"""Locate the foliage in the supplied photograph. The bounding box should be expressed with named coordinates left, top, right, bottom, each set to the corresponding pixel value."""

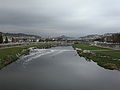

left=74, top=43, right=120, bottom=70
left=94, top=33, right=120, bottom=43
left=112, top=33, right=120, bottom=43
left=0, top=43, right=54, bottom=69
left=12, top=37, right=16, bottom=43
left=78, top=51, right=120, bottom=70
left=74, top=43, right=110, bottom=50
left=0, top=34, right=3, bottom=44
left=4, top=37, right=9, bottom=43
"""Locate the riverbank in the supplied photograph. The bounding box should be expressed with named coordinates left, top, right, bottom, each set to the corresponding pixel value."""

left=74, top=43, right=120, bottom=71
left=0, top=43, right=55, bottom=69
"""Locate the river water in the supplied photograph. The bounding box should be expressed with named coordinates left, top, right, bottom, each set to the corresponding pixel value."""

left=0, top=46, right=120, bottom=90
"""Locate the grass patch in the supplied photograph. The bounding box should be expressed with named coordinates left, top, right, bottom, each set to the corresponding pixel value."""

left=0, top=43, right=55, bottom=69
left=0, top=47, right=28, bottom=69
left=74, top=43, right=111, bottom=50
left=77, top=50, right=120, bottom=71
left=94, top=51, right=120, bottom=59
left=74, top=43, right=120, bottom=71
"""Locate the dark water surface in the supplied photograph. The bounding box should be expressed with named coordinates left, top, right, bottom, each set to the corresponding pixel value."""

left=0, top=46, right=120, bottom=90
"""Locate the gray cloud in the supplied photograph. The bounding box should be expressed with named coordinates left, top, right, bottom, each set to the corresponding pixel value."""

left=0, top=0, right=120, bottom=36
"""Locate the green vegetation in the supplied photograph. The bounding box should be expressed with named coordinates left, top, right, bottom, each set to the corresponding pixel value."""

left=95, top=51, right=120, bottom=59
left=23, top=43, right=55, bottom=49
left=0, top=33, right=3, bottom=44
left=4, top=37, right=9, bottom=43
left=112, top=33, right=120, bottom=43
left=0, top=43, right=55, bottom=69
left=95, top=33, right=120, bottom=43
left=78, top=52, right=120, bottom=70
left=74, top=43, right=110, bottom=50
left=0, top=47, right=28, bottom=69
left=74, top=43, right=120, bottom=71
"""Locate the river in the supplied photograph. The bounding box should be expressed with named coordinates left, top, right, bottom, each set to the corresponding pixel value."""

left=0, top=46, right=120, bottom=90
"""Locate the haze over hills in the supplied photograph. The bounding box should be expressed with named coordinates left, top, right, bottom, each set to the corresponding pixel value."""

left=0, top=32, right=41, bottom=38
left=0, top=31, right=119, bottom=40
left=0, top=0, right=120, bottom=36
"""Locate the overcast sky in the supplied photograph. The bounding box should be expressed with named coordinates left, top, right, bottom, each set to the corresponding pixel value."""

left=0, top=0, right=120, bottom=37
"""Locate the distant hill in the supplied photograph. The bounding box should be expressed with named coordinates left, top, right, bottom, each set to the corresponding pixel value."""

left=80, top=33, right=119, bottom=39
left=58, top=35, right=70, bottom=38
left=0, top=32, right=41, bottom=38
left=80, top=34, right=103, bottom=39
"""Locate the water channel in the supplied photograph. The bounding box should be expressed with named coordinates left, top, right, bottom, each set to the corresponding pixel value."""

left=0, top=46, right=120, bottom=90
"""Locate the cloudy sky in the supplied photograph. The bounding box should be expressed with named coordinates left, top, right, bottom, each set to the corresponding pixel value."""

left=0, top=0, right=120, bottom=36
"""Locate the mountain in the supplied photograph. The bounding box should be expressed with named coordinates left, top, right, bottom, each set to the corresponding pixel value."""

left=0, top=32, right=41, bottom=38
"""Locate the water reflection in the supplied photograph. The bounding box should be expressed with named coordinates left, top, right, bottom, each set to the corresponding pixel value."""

left=0, top=46, right=120, bottom=90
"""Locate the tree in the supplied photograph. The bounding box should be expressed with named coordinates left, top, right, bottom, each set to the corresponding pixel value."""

left=94, top=37, right=105, bottom=42
left=112, top=33, right=120, bottom=43
left=4, top=37, right=9, bottom=43
left=0, top=34, right=3, bottom=44
left=12, top=37, right=16, bottom=43
left=39, top=39, right=44, bottom=42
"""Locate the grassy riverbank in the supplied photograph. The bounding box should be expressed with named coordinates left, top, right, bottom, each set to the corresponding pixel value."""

left=0, top=43, right=55, bottom=69
left=74, top=43, right=120, bottom=70
left=74, top=43, right=111, bottom=50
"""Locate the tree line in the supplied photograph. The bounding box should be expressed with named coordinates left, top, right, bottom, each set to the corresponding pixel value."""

left=0, top=33, right=3, bottom=43
left=95, top=33, right=120, bottom=43
left=0, top=33, right=9, bottom=44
